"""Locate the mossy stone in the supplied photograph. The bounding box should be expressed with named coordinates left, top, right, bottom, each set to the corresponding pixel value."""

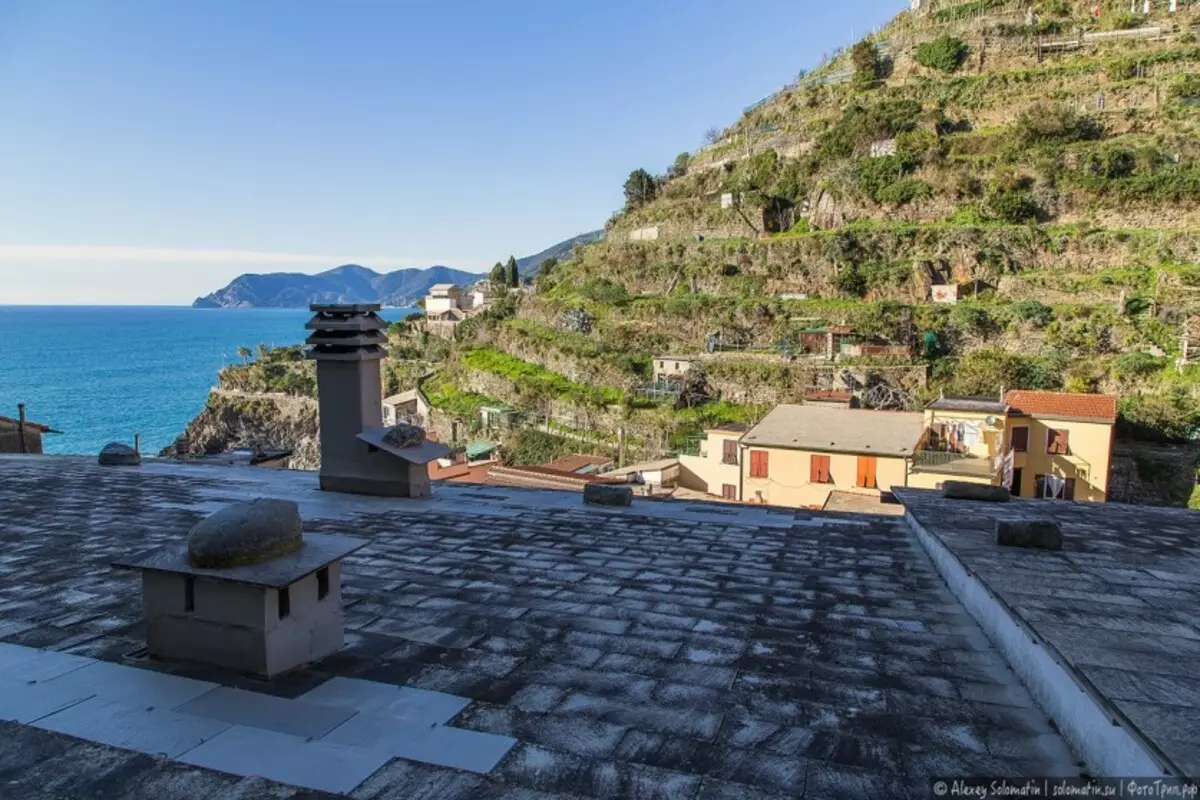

left=187, top=498, right=303, bottom=569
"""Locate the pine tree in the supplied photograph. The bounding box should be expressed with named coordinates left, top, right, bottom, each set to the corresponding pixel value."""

left=505, top=256, right=519, bottom=288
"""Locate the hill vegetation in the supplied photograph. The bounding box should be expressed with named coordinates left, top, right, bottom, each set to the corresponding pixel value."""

left=184, top=0, right=1200, bottom=505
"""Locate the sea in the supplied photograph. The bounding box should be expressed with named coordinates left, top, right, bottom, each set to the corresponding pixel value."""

left=0, top=306, right=415, bottom=456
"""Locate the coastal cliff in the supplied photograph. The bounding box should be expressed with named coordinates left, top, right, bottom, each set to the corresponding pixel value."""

left=165, top=390, right=321, bottom=470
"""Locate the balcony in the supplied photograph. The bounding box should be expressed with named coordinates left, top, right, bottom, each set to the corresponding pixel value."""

left=911, top=450, right=1001, bottom=481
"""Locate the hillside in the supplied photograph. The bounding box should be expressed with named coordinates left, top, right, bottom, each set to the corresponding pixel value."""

left=174, top=0, right=1200, bottom=506
left=191, top=231, right=601, bottom=308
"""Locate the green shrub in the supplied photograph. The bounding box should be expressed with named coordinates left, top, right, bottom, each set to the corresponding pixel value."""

left=1170, top=74, right=1200, bottom=101
left=1118, top=388, right=1200, bottom=443
left=1104, top=11, right=1142, bottom=32
left=816, top=100, right=925, bottom=159
left=854, top=153, right=919, bottom=200
left=876, top=179, right=932, bottom=205
left=1113, top=351, right=1167, bottom=380
left=1013, top=105, right=1102, bottom=149
left=851, top=40, right=882, bottom=88
left=950, top=304, right=994, bottom=336
left=502, top=429, right=577, bottom=467
left=1011, top=300, right=1053, bottom=327
left=914, top=36, right=970, bottom=73
left=832, top=263, right=868, bottom=297
left=984, top=187, right=1040, bottom=223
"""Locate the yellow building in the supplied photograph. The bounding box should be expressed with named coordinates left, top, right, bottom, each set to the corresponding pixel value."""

left=910, top=392, right=1116, bottom=503
left=1003, top=390, right=1116, bottom=502
left=677, top=424, right=749, bottom=500
left=739, top=405, right=924, bottom=509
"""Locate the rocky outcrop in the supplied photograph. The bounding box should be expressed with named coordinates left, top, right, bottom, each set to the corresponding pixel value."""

left=164, top=391, right=321, bottom=470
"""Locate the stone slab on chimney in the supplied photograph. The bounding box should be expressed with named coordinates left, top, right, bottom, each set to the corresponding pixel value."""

left=114, top=533, right=366, bottom=678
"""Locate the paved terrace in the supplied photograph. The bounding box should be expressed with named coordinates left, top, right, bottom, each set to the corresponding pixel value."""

left=897, top=489, right=1200, bottom=780
left=0, top=456, right=1080, bottom=799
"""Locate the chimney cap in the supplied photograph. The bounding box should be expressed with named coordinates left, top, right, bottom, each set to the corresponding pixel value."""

left=310, top=303, right=382, bottom=313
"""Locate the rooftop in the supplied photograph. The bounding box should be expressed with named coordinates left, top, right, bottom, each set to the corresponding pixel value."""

left=707, top=423, right=750, bottom=434
left=742, top=405, right=924, bottom=457
left=897, top=489, right=1200, bottom=779
left=545, top=454, right=615, bottom=475
left=1003, top=390, right=1118, bottom=425
left=0, top=455, right=1087, bottom=797
left=925, top=397, right=1009, bottom=415
left=428, top=284, right=459, bottom=293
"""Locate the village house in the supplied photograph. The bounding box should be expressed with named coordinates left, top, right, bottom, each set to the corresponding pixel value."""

left=422, top=283, right=493, bottom=339
left=740, top=404, right=924, bottom=510
left=545, top=454, right=614, bottom=475
left=909, top=391, right=1117, bottom=502
left=677, top=423, right=749, bottom=500
left=652, top=355, right=697, bottom=382
left=381, top=388, right=431, bottom=429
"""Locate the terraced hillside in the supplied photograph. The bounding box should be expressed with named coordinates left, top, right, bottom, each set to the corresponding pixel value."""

left=443, top=0, right=1200, bottom=454
left=180, top=0, right=1200, bottom=505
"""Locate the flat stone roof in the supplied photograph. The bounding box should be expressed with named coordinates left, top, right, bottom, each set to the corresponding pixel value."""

left=0, top=456, right=1082, bottom=797
left=895, top=489, right=1200, bottom=779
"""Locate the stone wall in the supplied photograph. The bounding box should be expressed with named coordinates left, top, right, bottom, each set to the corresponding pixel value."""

left=1108, top=442, right=1200, bottom=507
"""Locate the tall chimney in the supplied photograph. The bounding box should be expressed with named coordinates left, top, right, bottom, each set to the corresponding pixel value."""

left=306, top=304, right=447, bottom=497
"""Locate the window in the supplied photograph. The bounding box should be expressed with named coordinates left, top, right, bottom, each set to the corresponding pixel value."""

left=1047, top=428, right=1070, bottom=455
left=722, top=439, right=738, bottom=465
left=1035, top=474, right=1075, bottom=500
left=317, top=567, right=330, bottom=601
left=1011, top=426, right=1029, bottom=453
left=722, top=484, right=737, bottom=500
left=1064, top=478, right=1076, bottom=501
left=278, top=586, right=291, bottom=619
left=810, top=454, right=832, bottom=484
left=749, top=450, right=769, bottom=478
left=1011, top=468, right=1023, bottom=497
left=856, top=456, right=878, bottom=489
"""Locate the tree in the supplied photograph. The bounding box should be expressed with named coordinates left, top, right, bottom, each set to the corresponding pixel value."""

left=623, top=168, right=658, bottom=210
left=505, top=256, right=519, bottom=288
left=703, top=127, right=722, bottom=145
left=667, top=152, right=691, bottom=180
left=489, top=262, right=506, bottom=290
left=851, top=39, right=882, bottom=89
left=237, top=346, right=252, bottom=363
left=914, top=36, right=969, bottom=73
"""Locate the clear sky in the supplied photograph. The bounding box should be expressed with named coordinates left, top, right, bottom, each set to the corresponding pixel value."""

left=0, top=0, right=903, bottom=305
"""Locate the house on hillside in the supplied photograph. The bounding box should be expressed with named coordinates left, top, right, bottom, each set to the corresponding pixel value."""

left=0, top=410, right=59, bottom=454
left=382, top=388, right=431, bottom=428
left=604, top=458, right=682, bottom=495
left=653, top=356, right=697, bottom=381
left=425, top=284, right=462, bottom=314
left=908, top=391, right=1116, bottom=502
left=422, top=283, right=488, bottom=339
left=740, top=405, right=924, bottom=510
left=677, top=423, right=749, bottom=501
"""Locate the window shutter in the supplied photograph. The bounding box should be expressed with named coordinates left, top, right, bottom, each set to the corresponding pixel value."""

left=1048, top=429, right=1069, bottom=455
left=810, top=455, right=821, bottom=483
left=1012, top=426, right=1029, bottom=452
left=759, top=451, right=769, bottom=478
left=1064, top=478, right=1076, bottom=501
left=1035, top=475, right=1046, bottom=498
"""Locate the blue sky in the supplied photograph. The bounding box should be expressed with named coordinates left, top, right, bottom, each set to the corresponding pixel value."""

left=0, top=0, right=903, bottom=304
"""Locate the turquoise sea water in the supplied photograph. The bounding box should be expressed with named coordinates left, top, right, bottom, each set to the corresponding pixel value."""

left=0, top=306, right=414, bottom=455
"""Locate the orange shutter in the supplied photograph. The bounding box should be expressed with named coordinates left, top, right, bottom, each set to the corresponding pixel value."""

left=857, top=456, right=877, bottom=489
left=810, top=455, right=821, bottom=483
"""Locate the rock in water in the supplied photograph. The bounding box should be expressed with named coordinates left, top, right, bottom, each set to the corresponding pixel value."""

left=584, top=484, right=633, bottom=507
left=188, top=498, right=303, bottom=568
left=996, top=519, right=1063, bottom=552
left=99, top=442, right=142, bottom=466
left=942, top=481, right=1010, bottom=502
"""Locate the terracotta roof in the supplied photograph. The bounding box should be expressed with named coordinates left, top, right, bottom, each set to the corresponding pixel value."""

left=428, top=458, right=497, bottom=483
left=485, top=465, right=621, bottom=493
left=804, top=390, right=853, bottom=403
left=1003, top=390, right=1118, bottom=424
left=545, top=454, right=614, bottom=474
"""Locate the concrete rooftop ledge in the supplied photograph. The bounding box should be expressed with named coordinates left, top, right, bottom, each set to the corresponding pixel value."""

left=0, top=454, right=1091, bottom=797
left=895, top=488, right=1200, bottom=780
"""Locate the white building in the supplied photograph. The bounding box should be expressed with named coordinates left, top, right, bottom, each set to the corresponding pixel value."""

left=425, top=284, right=462, bottom=315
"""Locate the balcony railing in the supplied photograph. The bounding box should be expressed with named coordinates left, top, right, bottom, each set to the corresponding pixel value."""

left=912, top=450, right=1001, bottom=479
